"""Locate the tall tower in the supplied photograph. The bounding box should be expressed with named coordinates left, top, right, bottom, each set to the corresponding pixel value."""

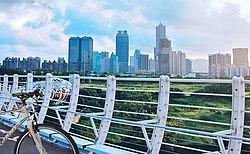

left=81, top=36, right=93, bottom=74
left=134, top=49, right=141, bottom=71
left=68, top=37, right=81, bottom=72
left=233, top=48, right=248, bottom=67
left=110, top=52, right=119, bottom=73
left=116, top=30, right=129, bottom=73
left=68, top=36, right=93, bottom=74
left=155, top=23, right=166, bottom=73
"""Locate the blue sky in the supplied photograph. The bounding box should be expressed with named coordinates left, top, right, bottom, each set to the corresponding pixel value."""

left=0, top=0, right=250, bottom=62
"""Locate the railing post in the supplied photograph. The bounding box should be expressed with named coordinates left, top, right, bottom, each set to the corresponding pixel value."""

left=63, top=74, right=80, bottom=131
left=37, top=73, right=53, bottom=124
left=26, top=73, right=33, bottom=92
left=148, top=75, right=170, bottom=154
left=7, top=74, right=19, bottom=111
left=228, top=76, right=245, bottom=154
left=2, top=74, right=8, bottom=96
left=0, top=75, right=8, bottom=110
left=94, top=76, right=116, bottom=145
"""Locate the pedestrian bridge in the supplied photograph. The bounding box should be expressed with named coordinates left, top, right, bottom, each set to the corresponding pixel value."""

left=0, top=73, right=249, bottom=154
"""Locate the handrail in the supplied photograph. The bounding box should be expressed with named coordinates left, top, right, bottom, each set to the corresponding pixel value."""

left=0, top=74, right=250, bottom=154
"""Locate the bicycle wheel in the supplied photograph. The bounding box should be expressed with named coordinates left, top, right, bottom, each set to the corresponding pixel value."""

left=14, top=124, right=79, bottom=154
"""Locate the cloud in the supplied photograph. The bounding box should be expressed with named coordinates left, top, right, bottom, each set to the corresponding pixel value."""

left=169, top=0, right=250, bottom=59
left=0, top=0, right=250, bottom=62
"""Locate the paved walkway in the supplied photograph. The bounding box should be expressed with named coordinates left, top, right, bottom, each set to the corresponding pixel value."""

left=0, top=123, right=19, bottom=153
left=0, top=122, right=86, bottom=154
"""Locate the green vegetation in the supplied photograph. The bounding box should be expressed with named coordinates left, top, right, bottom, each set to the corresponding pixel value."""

left=45, top=79, right=248, bottom=153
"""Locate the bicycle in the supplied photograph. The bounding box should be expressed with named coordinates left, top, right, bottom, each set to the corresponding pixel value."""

left=0, top=89, right=80, bottom=154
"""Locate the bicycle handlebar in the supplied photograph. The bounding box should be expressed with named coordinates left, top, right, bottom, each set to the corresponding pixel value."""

left=12, top=88, right=43, bottom=100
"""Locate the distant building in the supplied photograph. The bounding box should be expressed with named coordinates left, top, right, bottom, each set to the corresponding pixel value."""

left=130, top=56, right=134, bottom=72
left=192, top=59, right=208, bottom=73
left=116, top=30, right=129, bottom=73
left=2, top=57, right=40, bottom=71
left=42, top=57, right=67, bottom=72
left=208, top=53, right=231, bottom=77
left=134, top=49, right=141, bottom=72
left=155, top=23, right=166, bottom=73
left=68, top=36, right=93, bottom=74
left=110, top=52, right=119, bottom=73
left=93, top=51, right=110, bottom=73
left=100, top=52, right=109, bottom=73
left=186, top=59, right=192, bottom=73
left=81, top=37, right=93, bottom=74
left=93, top=51, right=101, bottom=73
left=138, top=54, right=149, bottom=71
left=224, top=65, right=250, bottom=77
left=68, top=37, right=81, bottom=72
left=233, top=48, right=248, bottom=67
left=57, top=57, right=67, bottom=72
left=158, top=38, right=172, bottom=75
left=177, top=51, right=186, bottom=76
left=148, top=58, right=155, bottom=72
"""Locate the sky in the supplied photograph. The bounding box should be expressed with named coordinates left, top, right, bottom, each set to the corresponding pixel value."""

left=0, top=0, right=250, bottom=63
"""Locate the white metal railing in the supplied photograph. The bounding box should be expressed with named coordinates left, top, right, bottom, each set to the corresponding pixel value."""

left=0, top=74, right=249, bottom=154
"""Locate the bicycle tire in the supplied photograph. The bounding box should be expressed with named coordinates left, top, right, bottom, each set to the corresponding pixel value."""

left=14, top=124, right=79, bottom=154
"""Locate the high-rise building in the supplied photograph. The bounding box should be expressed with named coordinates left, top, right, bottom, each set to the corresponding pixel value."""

left=186, top=59, right=192, bottom=73
left=68, top=37, right=81, bottom=72
left=148, top=58, right=155, bottom=72
left=93, top=51, right=101, bottom=73
left=208, top=53, right=231, bottom=77
left=130, top=56, right=134, bottom=72
left=138, top=54, right=149, bottom=71
left=68, top=36, right=93, bottom=74
left=177, top=51, right=186, bottom=76
left=57, top=57, right=67, bottom=72
left=2, top=57, right=40, bottom=71
left=134, top=49, right=141, bottom=72
left=42, top=58, right=67, bottom=72
left=233, top=48, right=248, bottom=67
left=110, top=52, right=119, bottom=73
left=155, top=23, right=166, bottom=73
left=116, top=30, right=129, bottom=73
left=81, top=36, right=93, bottom=74
left=100, top=51, right=109, bottom=73
left=34, top=57, right=41, bottom=69
left=158, top=37, right=172, bottom=75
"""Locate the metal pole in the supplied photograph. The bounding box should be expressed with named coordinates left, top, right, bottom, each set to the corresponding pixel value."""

left=95, top=76, right=116, bottom=145
left=148, top=75, right=170, bottom=154
left=228, top=76, right=245, bottom=154
left=7, top=74, right=18, bottom=111
left=26, top=73, right=33, bottom=92
left=63, top=74, right=80, bottom=131
left=0, top=75, right=8, bottom=110
left=37, top=73, right=53, bottom=124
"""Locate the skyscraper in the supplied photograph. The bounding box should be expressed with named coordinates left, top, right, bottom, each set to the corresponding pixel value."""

left=134, top=49, right=141, bottom=72
left=68, top=36, right=93, bottom=74
left=110, top=52, right=119, bottom=73
left=186, top=59, right=192, bottom=73
left=233, top=48, right=248, bottom=67
left=130, top=56, right=134, bottom=72
left=81, top=36, right=93, bottom=74
left=93, top=51, right=101, bottom=73
left=155, top=23, right=166, bottom=73
left=116, top=30, right=129, bottom=73
left=208, top=53, right=231, bottom=77
left=158, top=38, right=172, bottom=74
left=148, top=58, right=155, bottom=72
left=68, top=37, right=81, bottom=72
left=138, top=54, right=149, bottom=71
left=100, top=51, right=109, bottom=73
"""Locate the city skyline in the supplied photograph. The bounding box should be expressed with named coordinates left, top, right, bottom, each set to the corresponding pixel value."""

left=1, top=0, right=250, bottom=62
